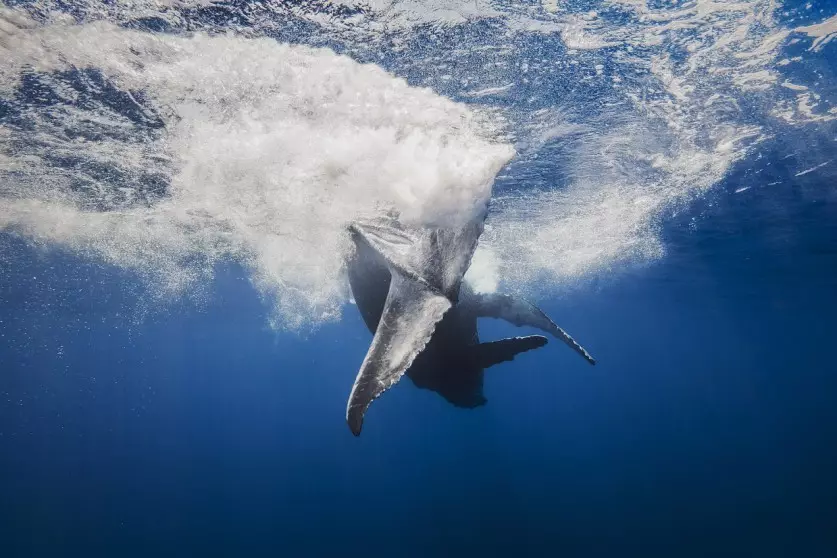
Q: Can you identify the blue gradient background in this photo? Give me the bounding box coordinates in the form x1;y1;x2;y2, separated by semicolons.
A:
2;0;837;553
2;151;837;556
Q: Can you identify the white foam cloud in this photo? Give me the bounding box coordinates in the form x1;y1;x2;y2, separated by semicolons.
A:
0;14;513;327
1;0;834;324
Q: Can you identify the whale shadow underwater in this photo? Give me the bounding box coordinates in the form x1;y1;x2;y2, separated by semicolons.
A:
344;212;596;436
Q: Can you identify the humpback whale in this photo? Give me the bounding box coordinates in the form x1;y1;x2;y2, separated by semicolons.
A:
344;211;596;436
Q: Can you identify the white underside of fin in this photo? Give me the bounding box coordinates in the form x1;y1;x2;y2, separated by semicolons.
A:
346;270;451;435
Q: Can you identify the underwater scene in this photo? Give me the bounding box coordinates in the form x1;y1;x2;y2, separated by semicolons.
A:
1;0;836;555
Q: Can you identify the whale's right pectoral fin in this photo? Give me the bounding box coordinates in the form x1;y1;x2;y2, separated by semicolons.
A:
466;292;596;365
346;270;451;436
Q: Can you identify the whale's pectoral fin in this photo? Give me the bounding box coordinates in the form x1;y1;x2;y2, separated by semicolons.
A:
470;335;548;370
466;293;596;365
346;270;451;436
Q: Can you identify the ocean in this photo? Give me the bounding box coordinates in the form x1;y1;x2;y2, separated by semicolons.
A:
1;0;836;556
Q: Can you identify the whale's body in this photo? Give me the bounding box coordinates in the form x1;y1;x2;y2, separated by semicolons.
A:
345;214;595;436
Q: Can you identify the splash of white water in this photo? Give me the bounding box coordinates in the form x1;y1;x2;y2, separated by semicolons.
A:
1;0;834;324
0;10;513;327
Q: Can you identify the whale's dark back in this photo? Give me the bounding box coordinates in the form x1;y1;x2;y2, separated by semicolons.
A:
347;230;392;334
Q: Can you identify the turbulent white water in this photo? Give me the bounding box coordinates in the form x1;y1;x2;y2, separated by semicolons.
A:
0;8;513;326
1;0;834;326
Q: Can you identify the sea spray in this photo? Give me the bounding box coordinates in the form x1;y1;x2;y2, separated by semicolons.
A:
0;12;514;327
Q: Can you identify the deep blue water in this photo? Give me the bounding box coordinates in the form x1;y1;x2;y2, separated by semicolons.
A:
2;153;837;556
3;0;837;556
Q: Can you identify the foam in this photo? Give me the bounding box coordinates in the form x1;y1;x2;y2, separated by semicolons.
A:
327;0;504;28
1;0;835;324
471;0;834;293
795;13;837;52
0;13;513;327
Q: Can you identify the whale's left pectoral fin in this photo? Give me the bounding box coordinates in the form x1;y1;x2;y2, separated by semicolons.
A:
346;270;451;436
470;335;548;370
465;292;596;365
